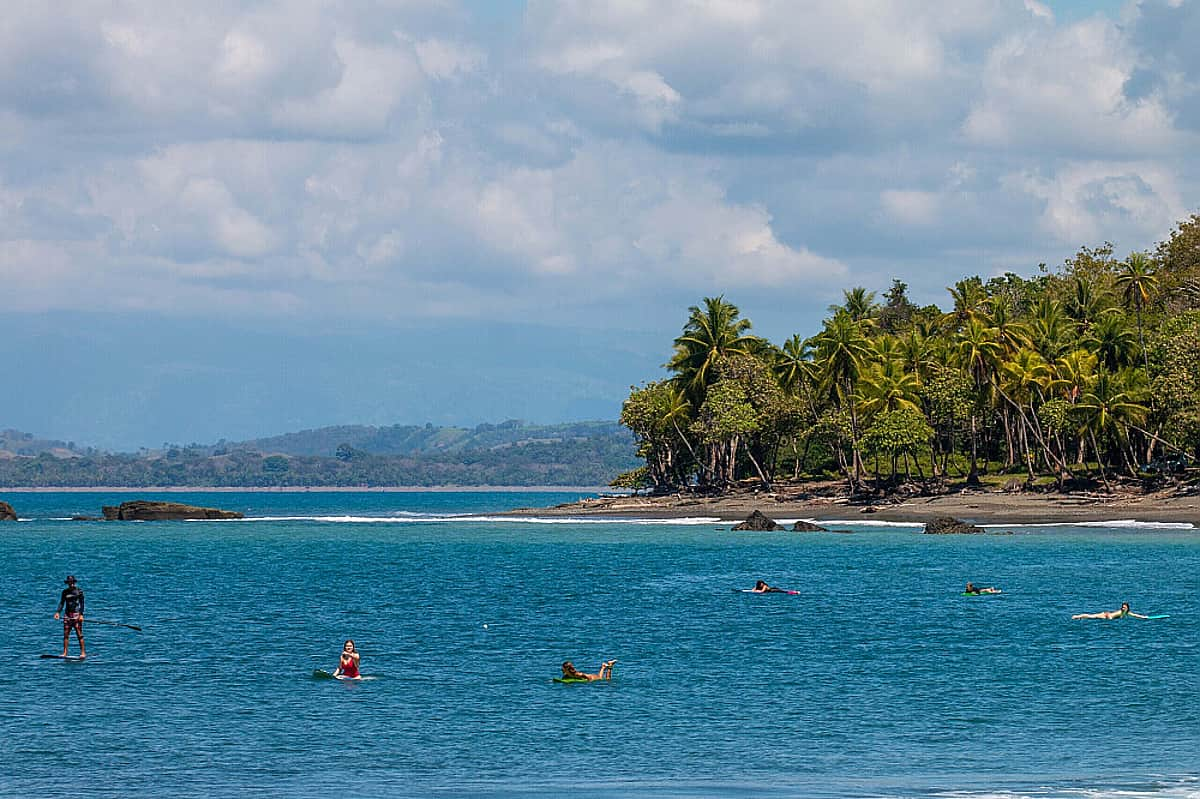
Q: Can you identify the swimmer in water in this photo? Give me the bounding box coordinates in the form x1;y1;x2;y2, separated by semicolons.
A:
1072;602;1148;620
964;582;1001;595
561;659;617;681
332;639;361;679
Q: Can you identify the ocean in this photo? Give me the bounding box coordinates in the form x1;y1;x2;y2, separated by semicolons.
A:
1;491;1197;798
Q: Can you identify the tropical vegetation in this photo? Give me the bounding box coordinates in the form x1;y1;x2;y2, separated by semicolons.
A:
616;215;1200;495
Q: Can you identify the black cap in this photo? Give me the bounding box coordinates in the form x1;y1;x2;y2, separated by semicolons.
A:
64;575;76;584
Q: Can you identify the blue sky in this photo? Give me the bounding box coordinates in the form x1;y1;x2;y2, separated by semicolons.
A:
2;1;1198;450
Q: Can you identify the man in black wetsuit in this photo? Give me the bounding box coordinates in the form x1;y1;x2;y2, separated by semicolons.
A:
54;575;86;658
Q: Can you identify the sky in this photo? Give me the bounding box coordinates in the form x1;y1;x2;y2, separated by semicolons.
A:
2;0;1199;450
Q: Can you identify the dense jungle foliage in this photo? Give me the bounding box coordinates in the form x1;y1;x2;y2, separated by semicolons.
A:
615;215;1200;494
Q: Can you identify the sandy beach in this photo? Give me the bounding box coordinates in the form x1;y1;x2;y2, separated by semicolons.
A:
510;483;1200;526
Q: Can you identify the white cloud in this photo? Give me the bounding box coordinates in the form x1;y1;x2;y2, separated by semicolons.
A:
1010;161;1185;245
964;17;1186;156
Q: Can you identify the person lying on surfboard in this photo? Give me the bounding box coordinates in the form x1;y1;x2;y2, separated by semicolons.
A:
964;582;1001;595
1072;602;1148;620
561;659;616;681
749;580;794;594
332;639;361;679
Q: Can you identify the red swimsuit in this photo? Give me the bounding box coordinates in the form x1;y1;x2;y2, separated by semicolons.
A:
339;654;359;678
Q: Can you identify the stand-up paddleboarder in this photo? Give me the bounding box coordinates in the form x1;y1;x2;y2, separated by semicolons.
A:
54;575;86;658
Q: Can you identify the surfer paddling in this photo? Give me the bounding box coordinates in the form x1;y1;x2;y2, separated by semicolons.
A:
333;640;361;679
53;575;86;659
964;582;1001;595
1072;602;1148;620
561;659;616;681
750;580;789;594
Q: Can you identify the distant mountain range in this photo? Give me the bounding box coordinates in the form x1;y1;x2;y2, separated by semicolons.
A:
0;421;638;487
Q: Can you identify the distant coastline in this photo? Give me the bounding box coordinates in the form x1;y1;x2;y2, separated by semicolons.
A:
0;485;615;493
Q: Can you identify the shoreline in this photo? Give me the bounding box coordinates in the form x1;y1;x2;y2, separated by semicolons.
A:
507;486;1200;526
0;485;612;494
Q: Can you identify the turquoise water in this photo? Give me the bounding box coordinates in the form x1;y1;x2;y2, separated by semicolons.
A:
1;492;1198;798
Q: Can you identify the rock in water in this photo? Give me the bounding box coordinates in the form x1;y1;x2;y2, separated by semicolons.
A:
733;510;785;531
101;501;244;521
0;501;16;521
791;520;828;532
923;516;983;535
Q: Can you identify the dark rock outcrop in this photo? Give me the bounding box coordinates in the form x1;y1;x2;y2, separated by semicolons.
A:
791;520;828;532
0;501;16;521
101;501;244;521
733;510;785;531
923;515;984;535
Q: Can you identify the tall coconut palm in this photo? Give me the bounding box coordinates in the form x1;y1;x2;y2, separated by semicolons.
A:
1000;349;1050;478
987;295;1032;357
829;287;879;323
1030;297;1069;362
1074;371;1149;488
775;334;818;397
954;317;1002;482
857;367;922;417
1084;312;1137;372
668;297;763;404
813;311;874;487
1064;276;1109;331
947;278;988;327
1114;252;1159;375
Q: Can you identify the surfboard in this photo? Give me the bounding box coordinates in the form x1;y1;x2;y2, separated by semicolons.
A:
1144;614;1170;620
961;591;1002;596
734;589;800;595
40;654;86;661
313;669;335;679
553;677;592;684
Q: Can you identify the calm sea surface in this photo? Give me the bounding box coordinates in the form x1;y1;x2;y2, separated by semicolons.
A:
1;491;1198;798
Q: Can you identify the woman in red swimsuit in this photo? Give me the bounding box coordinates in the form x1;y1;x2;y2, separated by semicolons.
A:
333;639;361;679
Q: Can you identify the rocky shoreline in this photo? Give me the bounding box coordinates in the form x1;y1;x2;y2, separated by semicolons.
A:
509;482;1200;526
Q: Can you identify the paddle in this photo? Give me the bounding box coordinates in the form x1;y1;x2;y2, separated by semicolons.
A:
83;620;142;631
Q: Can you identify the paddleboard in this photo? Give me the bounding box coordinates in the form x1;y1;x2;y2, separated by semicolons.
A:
40;654;86;661
314;669;365;681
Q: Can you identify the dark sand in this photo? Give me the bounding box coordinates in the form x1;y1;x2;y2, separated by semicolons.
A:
509;483;1200;526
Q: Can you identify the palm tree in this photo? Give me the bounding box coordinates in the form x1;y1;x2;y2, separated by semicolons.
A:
1030;297;1069;362
1114;252;1158;375
668;297;763;403
775;334;818;396
829;287;879;323
1074;371;1149;488
1084;312;1137;372
954;317;1002;483
813;311;874;487
1064;276;1109;331
987;295;1032;357
999;349;1050;478
947;278;988;328
858;367;922;417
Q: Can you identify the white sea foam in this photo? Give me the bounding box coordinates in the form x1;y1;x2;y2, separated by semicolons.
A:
225;514;724;525
980;519;1195;530
930;777;1200;799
